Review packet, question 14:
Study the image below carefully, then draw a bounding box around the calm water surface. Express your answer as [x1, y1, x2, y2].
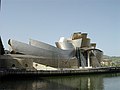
[0, 73, 120, 90]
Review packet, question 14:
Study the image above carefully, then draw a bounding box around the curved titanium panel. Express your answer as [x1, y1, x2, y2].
[8, 39, 75, 59]
[29, 39, 59, 51]
[55, 42, 74, 50]
[29, 39, 75, 57]
[67, 39, 82, 48]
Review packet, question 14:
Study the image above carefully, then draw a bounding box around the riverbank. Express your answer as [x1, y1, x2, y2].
[0, 67, 120, 78]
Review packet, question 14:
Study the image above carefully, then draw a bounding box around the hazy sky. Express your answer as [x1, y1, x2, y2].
[0, 0, 120, 56]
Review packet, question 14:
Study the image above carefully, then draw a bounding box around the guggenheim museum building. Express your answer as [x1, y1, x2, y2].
[0, 32, 103, 70]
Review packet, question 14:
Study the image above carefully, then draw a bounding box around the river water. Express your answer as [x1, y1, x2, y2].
[0, 73, 120, 90]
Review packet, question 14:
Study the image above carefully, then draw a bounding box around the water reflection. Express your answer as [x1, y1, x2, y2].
[0, 73, 120, 90]
[46, 75, 104, 90]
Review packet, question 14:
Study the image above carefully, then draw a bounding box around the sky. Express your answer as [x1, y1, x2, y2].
[0, 0, 120, 56]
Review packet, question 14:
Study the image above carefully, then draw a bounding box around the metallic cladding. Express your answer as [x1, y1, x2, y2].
[9, 39, 75, 59]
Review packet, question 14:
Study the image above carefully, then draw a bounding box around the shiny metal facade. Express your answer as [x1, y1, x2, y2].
[6, 32, 103, 68]
[9, 39, 75, 59]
